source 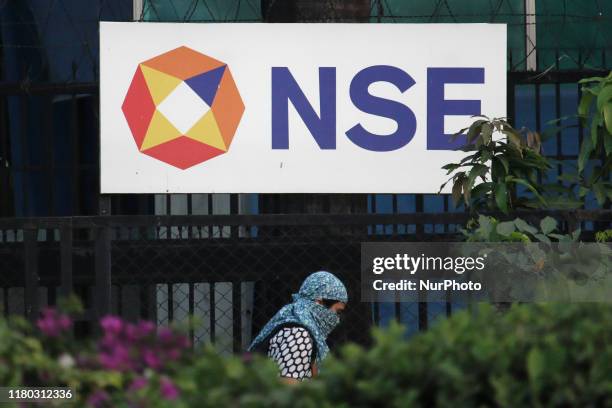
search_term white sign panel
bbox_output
[100,22,506,193]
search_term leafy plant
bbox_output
[318,303,612,407]
[595,229,612,243]
[576,72,612,206]
[439,117,552,213]
[462,215,580,243]
[1,302,612,407]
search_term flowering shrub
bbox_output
[97,316,190,372]
[0,302,610,407]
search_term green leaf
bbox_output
[507,177,547,205]
[442,163,462,175]
[603,102,612,137]
[578,92,594,119]
[578,134,593,173]
[591,113,601,146]
[496,221,516,236]
[494,156,509,174]
[481,122,493,145]
[514,218,538,235]
[556,173,580,183]
[451,178,463,207]
[542,196,583,210]
[462,176,471,204]
[527,348,545,383]
[592,182,607,206]
[495,183,509,213]
[549,233,572,242]
[534,233,552,243]
[578,76,606,84]
[540,124,569,141]
[467,164,488,189]
[605,132,612,157]
[583,83,602,96]
[467,120,487,144]
[481,149,493,162]
[503,130,522,150]
[450,127,469,142]
[540,216,557,235]
[596,84,612,111]
[470,182,493,199]
[578,186,590,198]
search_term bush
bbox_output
[0,303,610,407]
[317,303,612,407]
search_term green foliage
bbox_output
[318,303,612,407]
[575,72,612,206]
[596,229,612,243]
[462,215,579,243]
[439,117,552,213]
[1,303,611,407]
[460,216,610,302]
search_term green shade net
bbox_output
[143,0,611,71]
[142,0,261,22]
[536,0,612,70]
[371,0,525,70]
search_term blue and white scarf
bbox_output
[248,271,348,363]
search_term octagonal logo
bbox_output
[121,46,245,169]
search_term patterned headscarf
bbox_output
[248,271,348,363]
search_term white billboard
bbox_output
[100,22,506,193]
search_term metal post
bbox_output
[232,281,242,353]
[525,0,537,71]
[24,228,39,321]
[133,0,144,21]
[59,225,73,298]
[94,226,112,317]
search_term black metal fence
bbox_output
[1,210,609,352]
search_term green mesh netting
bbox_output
[142,0,612,71]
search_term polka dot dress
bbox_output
[267,326,314,380]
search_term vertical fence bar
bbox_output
[94,226,112,318]
[167,283,174,322]
[232,281,242,353]
[209,282,216,344]
[45,96,54,217]
[188,283,195,343]
[71,95,81,215]
[59,225,73,298]
[0,89,10,216]
[24,228,39,321]
[19,95,30,215]
[415,195,428,329]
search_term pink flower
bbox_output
[138,321,156,336]
[129,376,148,391]
[159,377,179,400]
[99,344,133,371]
[175,334,191,349]
[142,348,162,370]
[241,352,254,364]
[126,321,155,341]
[100,316,123,335]
[87,390,110,408]
[167,348,180,361]
[158,327,174,343]
[36,308,72,337]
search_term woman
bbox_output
[248,271,348,383]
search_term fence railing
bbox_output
[0,210,610,352]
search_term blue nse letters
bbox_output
[271,66,485,151]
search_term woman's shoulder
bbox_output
[271,325,313,342]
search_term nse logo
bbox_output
[122,46,244,169]
[123,46,484,169]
